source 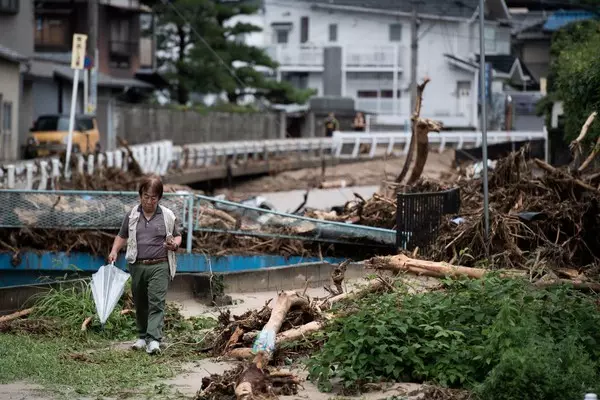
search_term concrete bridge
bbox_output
[0,130,547,190]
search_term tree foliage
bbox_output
[148,0,315,105]
[540,19,600,142]
[307,276,600,399]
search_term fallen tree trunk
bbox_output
[0,307,34,323]
[366,255,600,292]
[233,291,308,399]
[366,254,489,279]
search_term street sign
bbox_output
[71,34,88,70]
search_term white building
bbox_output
[261,0,521,129]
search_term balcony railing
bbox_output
[266,45,323,68]
[266,44,404,70]
[346,45,403,68]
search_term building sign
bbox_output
[71,34,88,70]
[479,62,493,104]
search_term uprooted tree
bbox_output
[395,78,443,185]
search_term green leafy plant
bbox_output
[307,275,600,399]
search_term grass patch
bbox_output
[307,275,600,399]
[0,334,177,398]
[0,279,216,398]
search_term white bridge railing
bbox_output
[0,131,546,190]
[332,129,548,159]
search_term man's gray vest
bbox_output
[125,204,178,279]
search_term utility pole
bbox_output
[410,1,419,114]
[479,0,490,239]
[87,0,99,116]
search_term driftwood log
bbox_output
[0,307,34,323]
[233,291,307,399]
[366,254,600,291]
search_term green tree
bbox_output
[541,20,600,142]
[147,0,315,105]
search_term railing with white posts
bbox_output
[0,140,178,190]
[0,132,547,190]
[0,138,337,190]
[332,129,548,159]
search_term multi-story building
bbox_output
[0,0,34,161]
[262,0,526,129]
[28,0,160,149]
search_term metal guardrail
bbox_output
[0,131,546,190]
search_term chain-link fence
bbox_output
[0,189,398,252]
[0,190,189,231]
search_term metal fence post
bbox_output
[186,194,194,253]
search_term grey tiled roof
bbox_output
[0,44,28,63]
[28,58,153,89]
[303,0,479,19]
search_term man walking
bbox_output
[108,176,182,354]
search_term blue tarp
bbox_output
[543,10,596,31]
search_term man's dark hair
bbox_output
[138,175,164,199]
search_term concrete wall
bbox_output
[0,0,34,58]
[0,59,21,161]
[113,104,280,145]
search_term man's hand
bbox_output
[108,250,118,264]
[164,236,181,252]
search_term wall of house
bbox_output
[19,80,33,147]
[97,4,141,79]
[265,0,411,49]
[0,59,21,161]
[264,1,479,124]
[0,0,34,58]
[519,39,550,81]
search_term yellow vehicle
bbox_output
[24,114,101,159]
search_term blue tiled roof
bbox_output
[543,10,596,31]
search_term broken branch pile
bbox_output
[432,149,600,271]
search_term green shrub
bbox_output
[307,275,600,399]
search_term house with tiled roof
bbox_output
[0,0,34,161]
[511,6,597,83]
[262,0,517,129]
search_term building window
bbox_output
[300,16,309,43]
[380,90,401,98]
[389,23,402,42]
[34,15,71,49]
[276,30,288,44]
[329,24,338,42]
[109,18,133,69]
[357,90,378,98]
[2,102,12,132]
[357,90,401,98]
[484,26,496,52]
[0,0,18,14]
